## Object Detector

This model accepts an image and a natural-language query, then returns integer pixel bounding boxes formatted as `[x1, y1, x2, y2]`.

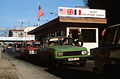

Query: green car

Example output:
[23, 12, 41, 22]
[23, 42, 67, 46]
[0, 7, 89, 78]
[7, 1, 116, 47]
[37, 37, 88, 68]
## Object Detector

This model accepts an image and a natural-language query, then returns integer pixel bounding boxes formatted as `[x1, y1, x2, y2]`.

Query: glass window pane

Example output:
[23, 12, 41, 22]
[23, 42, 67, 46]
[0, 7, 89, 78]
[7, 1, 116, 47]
[81, 29, 96, 42]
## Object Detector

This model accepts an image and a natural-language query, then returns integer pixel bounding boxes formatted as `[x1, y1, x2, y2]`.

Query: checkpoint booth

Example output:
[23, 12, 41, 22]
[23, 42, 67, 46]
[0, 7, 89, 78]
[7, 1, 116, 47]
[29, 7, 107, 54]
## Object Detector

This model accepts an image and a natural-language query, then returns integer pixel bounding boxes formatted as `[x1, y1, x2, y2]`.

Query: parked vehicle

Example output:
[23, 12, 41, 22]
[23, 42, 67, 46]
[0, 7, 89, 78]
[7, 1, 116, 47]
[6, 43, 13, 53]
[15, 43, 22, 53]
[37, 37, 89, 68]
[20, 41, 40, 58]
[91, 24, 120, 72]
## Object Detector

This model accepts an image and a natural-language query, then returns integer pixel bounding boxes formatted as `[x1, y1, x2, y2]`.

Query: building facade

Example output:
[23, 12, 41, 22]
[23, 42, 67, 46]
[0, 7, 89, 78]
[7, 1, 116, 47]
[29, 16, 107, 53]
[7, 27, 37, 42]
[9, 29, 25, 37]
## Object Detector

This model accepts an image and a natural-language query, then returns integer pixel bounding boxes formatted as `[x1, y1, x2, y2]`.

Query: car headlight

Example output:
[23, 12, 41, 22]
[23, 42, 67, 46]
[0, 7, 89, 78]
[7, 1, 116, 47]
[81, 51, 87, 55]
[29, 50, 34, 54]
[57, 52, 63, 56]
[29, 50, 31, 53]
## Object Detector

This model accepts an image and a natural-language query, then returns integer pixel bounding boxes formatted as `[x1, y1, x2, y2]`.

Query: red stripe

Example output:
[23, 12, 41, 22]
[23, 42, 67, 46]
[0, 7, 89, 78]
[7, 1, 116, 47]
[79, 10, 81, 15]
[38, 9, 44, 18]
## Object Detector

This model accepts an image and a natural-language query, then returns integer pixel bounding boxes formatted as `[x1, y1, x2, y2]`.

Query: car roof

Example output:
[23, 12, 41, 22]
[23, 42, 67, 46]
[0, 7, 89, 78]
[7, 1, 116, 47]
[106, 24, 120, 29]
[45, 36, 72, 40]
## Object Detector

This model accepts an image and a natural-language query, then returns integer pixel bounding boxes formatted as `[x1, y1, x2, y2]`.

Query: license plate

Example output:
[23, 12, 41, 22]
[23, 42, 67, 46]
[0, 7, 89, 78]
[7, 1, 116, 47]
[68, 58, 79, 61]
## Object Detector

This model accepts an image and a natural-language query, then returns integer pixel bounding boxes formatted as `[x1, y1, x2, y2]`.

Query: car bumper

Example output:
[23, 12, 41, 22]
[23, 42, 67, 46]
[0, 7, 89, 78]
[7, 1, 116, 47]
[55, 57, 87, 63]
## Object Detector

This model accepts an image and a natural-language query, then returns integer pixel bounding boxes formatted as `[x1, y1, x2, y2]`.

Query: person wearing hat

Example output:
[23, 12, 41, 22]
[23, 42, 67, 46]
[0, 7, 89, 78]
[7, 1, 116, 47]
[68, 31, 73, 38]
[68, 31, 75, 45]
[77, 31, 83, 46]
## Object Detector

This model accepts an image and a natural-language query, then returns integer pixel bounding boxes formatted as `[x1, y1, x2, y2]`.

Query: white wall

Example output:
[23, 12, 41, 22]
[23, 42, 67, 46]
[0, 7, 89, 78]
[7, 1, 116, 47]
[0, 37, 35, 41]
[24, 27, 37, 32]
[67, 27, 99, 54]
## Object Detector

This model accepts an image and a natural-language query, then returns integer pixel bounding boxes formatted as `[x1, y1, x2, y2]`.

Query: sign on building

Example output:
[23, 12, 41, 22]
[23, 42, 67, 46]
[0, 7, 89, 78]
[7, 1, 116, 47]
[58, 7, 106, 18]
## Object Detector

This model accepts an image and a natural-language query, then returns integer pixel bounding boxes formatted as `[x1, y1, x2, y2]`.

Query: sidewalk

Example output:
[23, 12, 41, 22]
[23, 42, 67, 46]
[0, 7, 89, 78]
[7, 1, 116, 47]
[0, 53, 19, 79]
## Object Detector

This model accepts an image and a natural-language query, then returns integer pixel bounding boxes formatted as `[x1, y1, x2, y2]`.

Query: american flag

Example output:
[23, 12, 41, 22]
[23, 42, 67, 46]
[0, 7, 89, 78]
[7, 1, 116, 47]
[59, 8, 66, 15]
[38, 3, 44, 18]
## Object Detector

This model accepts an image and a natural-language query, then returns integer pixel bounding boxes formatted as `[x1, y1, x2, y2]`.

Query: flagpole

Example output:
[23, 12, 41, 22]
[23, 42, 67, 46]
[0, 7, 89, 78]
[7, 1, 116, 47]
[38, 18, 40, 27]
[38, 2, 40, 27]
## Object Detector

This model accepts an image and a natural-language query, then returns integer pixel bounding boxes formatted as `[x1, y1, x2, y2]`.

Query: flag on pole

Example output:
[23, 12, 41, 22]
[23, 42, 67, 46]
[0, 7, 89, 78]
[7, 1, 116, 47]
[38, 3, 44, 18]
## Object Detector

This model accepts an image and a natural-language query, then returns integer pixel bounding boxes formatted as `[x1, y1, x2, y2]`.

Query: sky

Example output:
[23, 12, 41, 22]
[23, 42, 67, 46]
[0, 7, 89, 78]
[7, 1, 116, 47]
[0, 0, 87, 31]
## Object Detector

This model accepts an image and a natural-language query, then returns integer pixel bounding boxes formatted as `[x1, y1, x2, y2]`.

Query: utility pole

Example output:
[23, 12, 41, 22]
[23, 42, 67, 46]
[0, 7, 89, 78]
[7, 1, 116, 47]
[21, 21, 23, 29]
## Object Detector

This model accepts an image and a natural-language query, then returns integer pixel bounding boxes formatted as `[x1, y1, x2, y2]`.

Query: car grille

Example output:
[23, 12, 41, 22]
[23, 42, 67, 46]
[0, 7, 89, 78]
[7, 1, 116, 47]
[63, 51, 82, 56]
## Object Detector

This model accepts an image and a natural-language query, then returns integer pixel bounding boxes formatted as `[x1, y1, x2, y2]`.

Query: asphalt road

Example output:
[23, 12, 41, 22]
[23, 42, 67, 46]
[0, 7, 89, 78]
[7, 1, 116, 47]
[5, 53, 119, 79]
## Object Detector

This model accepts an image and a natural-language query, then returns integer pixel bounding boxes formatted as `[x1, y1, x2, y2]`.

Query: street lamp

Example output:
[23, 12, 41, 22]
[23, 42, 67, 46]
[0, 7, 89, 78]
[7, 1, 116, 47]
[50, 12, 57, 16]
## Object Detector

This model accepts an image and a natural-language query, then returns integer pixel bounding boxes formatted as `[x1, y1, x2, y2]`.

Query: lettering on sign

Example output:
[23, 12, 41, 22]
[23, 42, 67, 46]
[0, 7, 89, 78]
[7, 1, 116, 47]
[58, 7, 106, 18]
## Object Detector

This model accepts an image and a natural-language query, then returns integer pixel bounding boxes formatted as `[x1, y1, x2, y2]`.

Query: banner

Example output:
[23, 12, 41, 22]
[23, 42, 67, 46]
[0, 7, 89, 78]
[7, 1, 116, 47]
[58, 7, 106, 18]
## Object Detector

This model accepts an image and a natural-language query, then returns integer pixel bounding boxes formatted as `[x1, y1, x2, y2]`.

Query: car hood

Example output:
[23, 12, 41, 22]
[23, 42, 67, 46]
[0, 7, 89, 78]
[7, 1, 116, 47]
[48, 45, 88, 52]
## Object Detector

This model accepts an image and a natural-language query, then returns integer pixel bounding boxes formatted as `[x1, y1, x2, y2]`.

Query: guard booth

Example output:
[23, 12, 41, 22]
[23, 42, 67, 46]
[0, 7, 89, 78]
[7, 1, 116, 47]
[28, 7, 107, 54]
[60, 17, 106, 53]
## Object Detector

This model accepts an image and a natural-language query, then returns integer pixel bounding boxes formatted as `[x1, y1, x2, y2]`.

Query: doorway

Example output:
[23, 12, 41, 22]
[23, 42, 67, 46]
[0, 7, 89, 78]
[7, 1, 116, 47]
[70, 29, 79, 39]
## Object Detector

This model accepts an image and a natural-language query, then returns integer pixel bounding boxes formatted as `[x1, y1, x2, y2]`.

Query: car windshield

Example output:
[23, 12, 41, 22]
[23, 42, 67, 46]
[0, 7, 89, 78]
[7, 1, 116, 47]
[26, 44, 30, 47]
[25, 41, 40, 47]
[102, 26, 120, 46]
[34, 44, 40, 46]
[49, 38, 74, 46]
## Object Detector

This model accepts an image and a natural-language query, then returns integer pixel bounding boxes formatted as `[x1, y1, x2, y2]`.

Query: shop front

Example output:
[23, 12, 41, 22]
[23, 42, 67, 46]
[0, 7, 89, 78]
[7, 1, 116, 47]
[28, 7, 107, 53]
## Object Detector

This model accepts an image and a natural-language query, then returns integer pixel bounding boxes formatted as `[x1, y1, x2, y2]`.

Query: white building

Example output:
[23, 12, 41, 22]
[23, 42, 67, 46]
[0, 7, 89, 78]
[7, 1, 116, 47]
[8, 27, 37, 41]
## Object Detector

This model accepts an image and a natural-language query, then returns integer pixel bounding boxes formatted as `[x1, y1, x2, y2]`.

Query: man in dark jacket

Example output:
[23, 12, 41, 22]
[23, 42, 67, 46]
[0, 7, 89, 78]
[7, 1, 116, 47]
[77, 31, 83, 46]
[68, 31, 73, 38]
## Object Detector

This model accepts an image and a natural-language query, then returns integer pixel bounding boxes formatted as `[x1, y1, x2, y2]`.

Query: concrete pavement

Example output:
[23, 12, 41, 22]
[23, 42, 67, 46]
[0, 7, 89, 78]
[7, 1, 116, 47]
[0, 53, 60, 79]
[0, 53, 19, 79]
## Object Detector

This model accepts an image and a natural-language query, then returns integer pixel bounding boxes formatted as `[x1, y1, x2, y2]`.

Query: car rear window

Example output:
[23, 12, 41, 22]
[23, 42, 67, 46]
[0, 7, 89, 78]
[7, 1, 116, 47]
[102, 26, 120, 46]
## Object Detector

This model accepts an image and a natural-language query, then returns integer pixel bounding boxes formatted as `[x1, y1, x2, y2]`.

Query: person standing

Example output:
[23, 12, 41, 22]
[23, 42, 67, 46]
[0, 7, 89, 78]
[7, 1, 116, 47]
[0, 43, 3, 59]
[77, 31, 83, 46]
[68, 31, 73, 38]
[68, 31, 75, 45]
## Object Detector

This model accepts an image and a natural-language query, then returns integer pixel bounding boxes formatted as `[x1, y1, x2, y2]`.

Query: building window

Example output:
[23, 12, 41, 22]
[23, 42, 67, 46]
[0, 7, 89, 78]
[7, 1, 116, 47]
[81, 29, 96, 42]
[48, 33, 50, 37]
[52, 32, 55, 37]
[61, 30, 63, 36]
[57, 30, 62, 36]
[49, 33, 52, 37]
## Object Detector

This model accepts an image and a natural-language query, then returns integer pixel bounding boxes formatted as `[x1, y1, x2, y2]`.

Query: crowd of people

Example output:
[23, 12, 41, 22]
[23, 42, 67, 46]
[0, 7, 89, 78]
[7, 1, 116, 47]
[0, 43, 8, 59]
